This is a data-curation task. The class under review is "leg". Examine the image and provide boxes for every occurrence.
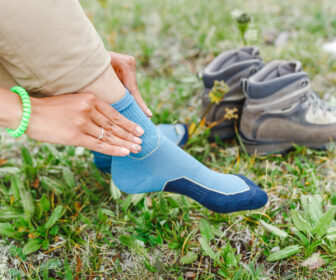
[108,89,268,213]
[85,66,189,171]
[80,65,126,104]
[78,67,267,213]
[0,0,267,214]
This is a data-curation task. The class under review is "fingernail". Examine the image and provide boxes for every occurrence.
[136,126,144,136]
[131,144,141,153]
[133,137,142,144]
[147,109,153,117]
[120,148,130,155]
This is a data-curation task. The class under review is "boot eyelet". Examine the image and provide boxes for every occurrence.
[250,68,257,75]
[301,80,309,86]
[299,94,308,101]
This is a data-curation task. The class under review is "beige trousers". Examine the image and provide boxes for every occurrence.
[0,0,109,97]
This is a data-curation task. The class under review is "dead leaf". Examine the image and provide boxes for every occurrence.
[185,271,196,278]
[74,201,82,210]
[74,254,82,280]
[28,233,37,239]
[147,196,152,207]
[32,178,39,189]
[301,253,325,269]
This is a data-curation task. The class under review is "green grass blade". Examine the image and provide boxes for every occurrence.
[199,237,216,260]
[40,193,51,212]
[0,207,23,220]
[62,167,76,188]
[308,195,323,224]
[326,226,336,241]
[260,220,288,239]
[10,175,20,201]
[180,251,198,264]
[199,219,214,242]
[110,179,121,200]
[22,239,42,255]
[44,205,64,230]
[313,206,336,237]
[0,222,16,237]
[21,146,34,166]
[0,167,20,177]
[266,245,301,262]
[291,209,312,234]
[64,259,74,280]
[16,176,35,222]
[40,176,65,194]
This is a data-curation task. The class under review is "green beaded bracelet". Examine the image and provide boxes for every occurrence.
[6,86,31,138]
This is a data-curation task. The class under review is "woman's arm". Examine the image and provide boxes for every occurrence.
[0,67,144,156]
[0,87,22,130]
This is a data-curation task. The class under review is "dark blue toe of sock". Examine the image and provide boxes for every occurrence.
[164,176,268,213]
[234,174,268,209]
[178,124,189,147]
[92,151,111,173]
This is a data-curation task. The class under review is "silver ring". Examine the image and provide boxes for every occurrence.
[97,127,105,140]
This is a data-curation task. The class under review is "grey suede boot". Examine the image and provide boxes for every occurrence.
[202,46,264,140]
[239,60,336,155]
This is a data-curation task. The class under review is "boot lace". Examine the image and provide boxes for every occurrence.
[306,91,336,115]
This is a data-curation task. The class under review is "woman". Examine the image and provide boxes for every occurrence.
[0,0,267,213]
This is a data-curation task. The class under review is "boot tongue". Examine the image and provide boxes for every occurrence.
[237,46,261,61]
[277,61,302,76]
[225,47,261,64]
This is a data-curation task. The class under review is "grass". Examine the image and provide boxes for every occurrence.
[0,0,336,279]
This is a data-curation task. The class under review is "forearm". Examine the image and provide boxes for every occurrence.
[0,88,23,129]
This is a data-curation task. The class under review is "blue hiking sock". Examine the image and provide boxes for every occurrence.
[111,90,268,213]
[157,123,189,147]
[92,123,188,173]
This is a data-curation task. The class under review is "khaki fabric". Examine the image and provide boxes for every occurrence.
[0,63,16,90]
[0,0,110,96]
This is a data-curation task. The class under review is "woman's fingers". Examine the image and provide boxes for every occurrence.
[91,110,142,144]
[127,84,152,117]
[109,52,152,117]
[95,98,144,137]
[81,135,131,157]
[84,122,141,154]
[121,66,152,117]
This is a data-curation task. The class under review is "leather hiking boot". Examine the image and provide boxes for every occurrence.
[239,60,336,155]
[202,46,264,140]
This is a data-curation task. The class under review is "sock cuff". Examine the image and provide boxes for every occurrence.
[111,88,158,159]
[111,89,134,112]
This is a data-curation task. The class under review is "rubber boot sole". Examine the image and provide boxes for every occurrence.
[209,123,237,141]
[240,133,327,155]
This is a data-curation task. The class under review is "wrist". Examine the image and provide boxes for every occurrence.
[25,96,43,134]
[8,95,22,130]
[5,87,33,138]
[0,88,22,129]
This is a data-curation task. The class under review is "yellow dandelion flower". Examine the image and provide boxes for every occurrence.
[208,80,230,104]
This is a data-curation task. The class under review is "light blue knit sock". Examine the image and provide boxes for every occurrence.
[157,123,188,146]
[92,123,188,172]
[111,90,268,213]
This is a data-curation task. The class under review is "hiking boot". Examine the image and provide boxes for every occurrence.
[202,46,264,140]
[239,60,336,155]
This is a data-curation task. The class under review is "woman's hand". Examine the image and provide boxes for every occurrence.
[109,51,153,117]
[26,93,144,156]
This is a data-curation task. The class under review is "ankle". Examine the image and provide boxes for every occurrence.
[80,65,126,103]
